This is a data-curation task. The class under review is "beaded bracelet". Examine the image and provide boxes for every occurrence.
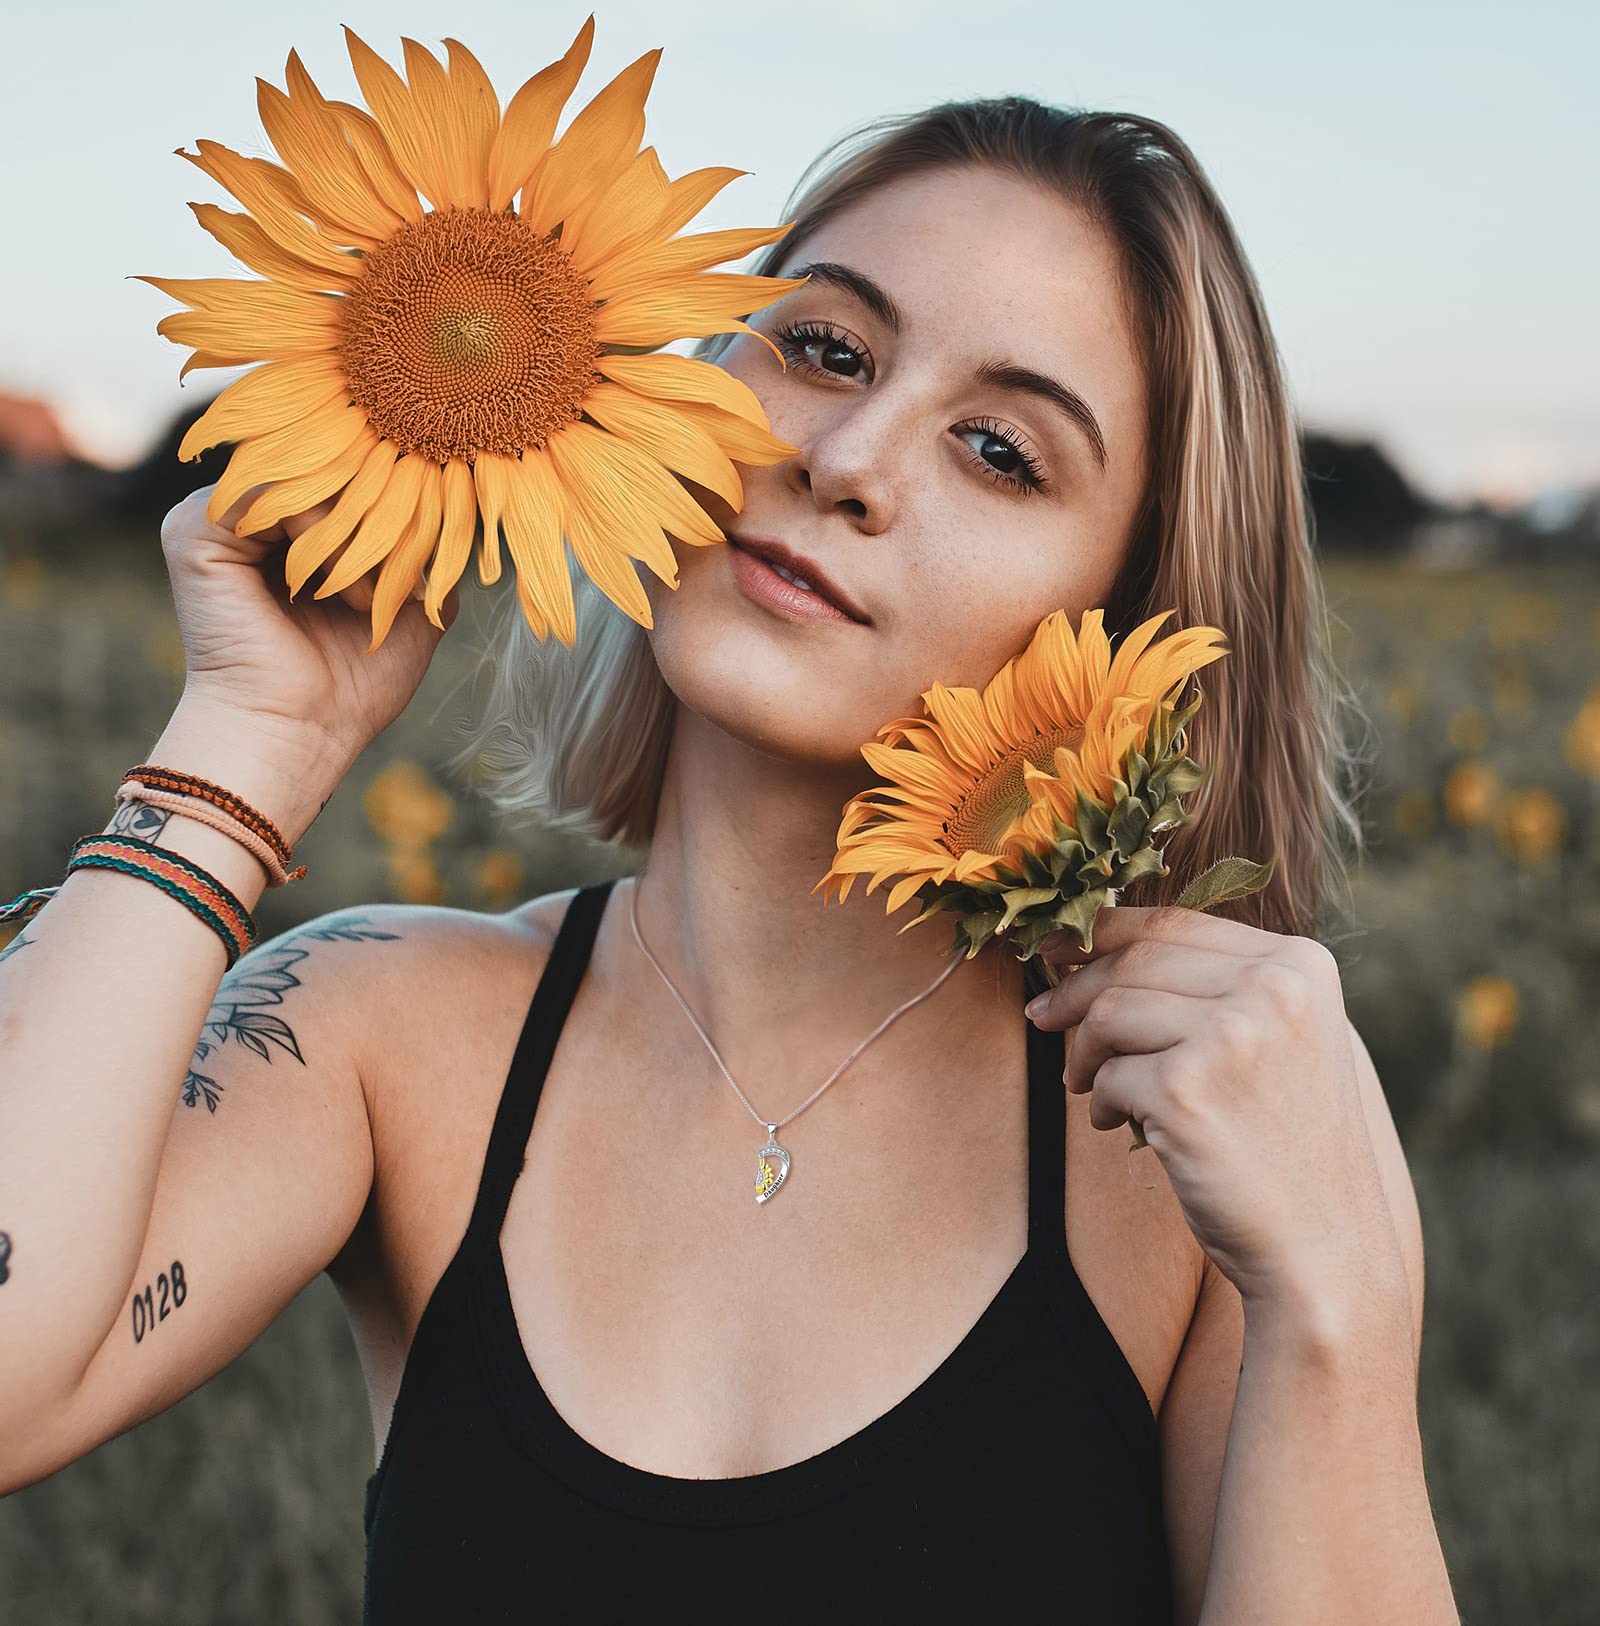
[118,763,298,870]
[114,781,308,886]
[1,764,301,965]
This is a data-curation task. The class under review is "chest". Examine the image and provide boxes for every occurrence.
[343,983,1200,1480]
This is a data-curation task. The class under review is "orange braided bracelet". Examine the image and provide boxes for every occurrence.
[118,763,302,871]
[114,781,308,886]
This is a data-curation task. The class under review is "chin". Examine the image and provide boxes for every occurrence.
[643,554,888,772]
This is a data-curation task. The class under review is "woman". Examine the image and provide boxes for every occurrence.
[0,95,1458,1622]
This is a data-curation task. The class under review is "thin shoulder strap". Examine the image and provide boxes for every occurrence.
[464,877,618,1252]
[1026,1014,1068,1254]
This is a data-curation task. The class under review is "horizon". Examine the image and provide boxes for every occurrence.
[5,0,1591,508]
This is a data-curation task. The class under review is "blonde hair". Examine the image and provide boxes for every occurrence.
[444,95,1372,965]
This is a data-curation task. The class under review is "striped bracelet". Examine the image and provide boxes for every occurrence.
[63,833,259,967]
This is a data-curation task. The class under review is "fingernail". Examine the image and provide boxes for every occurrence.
[1024,992,1050,1020]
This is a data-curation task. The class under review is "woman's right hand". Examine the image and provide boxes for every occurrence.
[160,479,462,764]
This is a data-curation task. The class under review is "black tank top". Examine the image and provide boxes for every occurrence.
[361,877,1173,1621]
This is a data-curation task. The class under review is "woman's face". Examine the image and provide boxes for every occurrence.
[643,163,1150,773]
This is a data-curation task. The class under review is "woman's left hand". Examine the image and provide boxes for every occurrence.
[1025,903,1405,1320]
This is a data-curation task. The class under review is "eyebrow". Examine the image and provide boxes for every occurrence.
[784,259,1109,472]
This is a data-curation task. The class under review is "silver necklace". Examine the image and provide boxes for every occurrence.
[625,873,967,1205]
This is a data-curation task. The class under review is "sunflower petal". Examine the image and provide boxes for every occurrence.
[342,27,448,207]
[562,146,673,281]
[544,423,698,582]
[593,271,811,348]
[204,403,371,525]
[401,37,475,210]
[369,459,444,652]
[424,458,477,629]
[315,453,429,597]
[442,38,500,205]
[579,380,743,510]
[656,397,802,472]
[265,54,404,243]
[175,140,357,275]
[142,276,342,364]
[486,13,594,211]
[594,351,768,424]
[520,48,660,237]
[186,202,360,292]
[550,439,655,628]
[177,352,238,382]
[179,356,348,461]
[283,437,399,595]
[325,100,424,223]
[589,221,797,305]
[235,422,381,536]
[472,452,513,587]
[501,449,577,645]
[649,165,751,243]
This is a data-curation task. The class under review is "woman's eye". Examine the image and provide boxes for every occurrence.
[772,322,1048,498]
[955,421,1049,498]
[773,321,870,381]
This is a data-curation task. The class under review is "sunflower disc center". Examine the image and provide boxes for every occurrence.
[337,206,600,464]
[944,724,1086,857]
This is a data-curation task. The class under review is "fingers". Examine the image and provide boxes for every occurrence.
[210,482,281,540]
[1079,1051,1157,1133]
[1062,987,1202,1097]
[1029,941,1257,1030]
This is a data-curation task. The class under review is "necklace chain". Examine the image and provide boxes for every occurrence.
[625,872,967,1147]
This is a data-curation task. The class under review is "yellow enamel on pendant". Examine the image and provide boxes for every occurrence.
[754,1125,790,1205]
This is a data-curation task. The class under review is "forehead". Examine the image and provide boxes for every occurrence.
[782,164,1144,423]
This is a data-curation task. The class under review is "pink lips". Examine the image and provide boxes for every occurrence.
[729,543,864,626]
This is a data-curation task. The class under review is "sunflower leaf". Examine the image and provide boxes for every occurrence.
[1110,844,1168,889]
[1146,796,1189,834]
[1052,888,1107,951]
[1124,747,1151,799]
[1075,789,1111,852]
[1078,849,1116,883]
[1174,854,1278,912]
[958,909,1007,958]
[998,886,1059,933]
[1107,795,1150,857]
[1163,757,1209,798]
[1049,836,1087,883]
[1005,913,1062,960]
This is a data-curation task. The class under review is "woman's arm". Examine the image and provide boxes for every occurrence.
[0,701,364,1476]
[1164,1021,1458,1626]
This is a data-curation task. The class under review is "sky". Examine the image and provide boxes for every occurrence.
[4,0,1593,506]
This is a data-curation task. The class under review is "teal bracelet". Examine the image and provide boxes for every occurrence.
[0,836,259,969]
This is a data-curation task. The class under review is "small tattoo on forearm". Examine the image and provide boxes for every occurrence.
[183,914,401,1112]
[130,1260,188,1341]
[106,800,174,841]
[0,1231,12,1285]
[0,931,32,966]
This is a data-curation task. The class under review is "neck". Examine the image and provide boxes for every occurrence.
[625,707,1026,1108]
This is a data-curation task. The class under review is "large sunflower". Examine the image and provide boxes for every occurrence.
[136,17,807,652]
[813,607,1234,955]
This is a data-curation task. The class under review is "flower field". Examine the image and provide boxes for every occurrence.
[1,538,1595,1619]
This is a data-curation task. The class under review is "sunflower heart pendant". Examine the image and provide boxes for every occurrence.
[754,1126,790,1205]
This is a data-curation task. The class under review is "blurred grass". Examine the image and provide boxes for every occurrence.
[1,537,1596,1621]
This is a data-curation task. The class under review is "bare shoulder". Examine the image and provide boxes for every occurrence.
[325,887,586,1318]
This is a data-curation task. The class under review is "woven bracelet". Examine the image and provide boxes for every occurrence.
[64,833,259,967]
